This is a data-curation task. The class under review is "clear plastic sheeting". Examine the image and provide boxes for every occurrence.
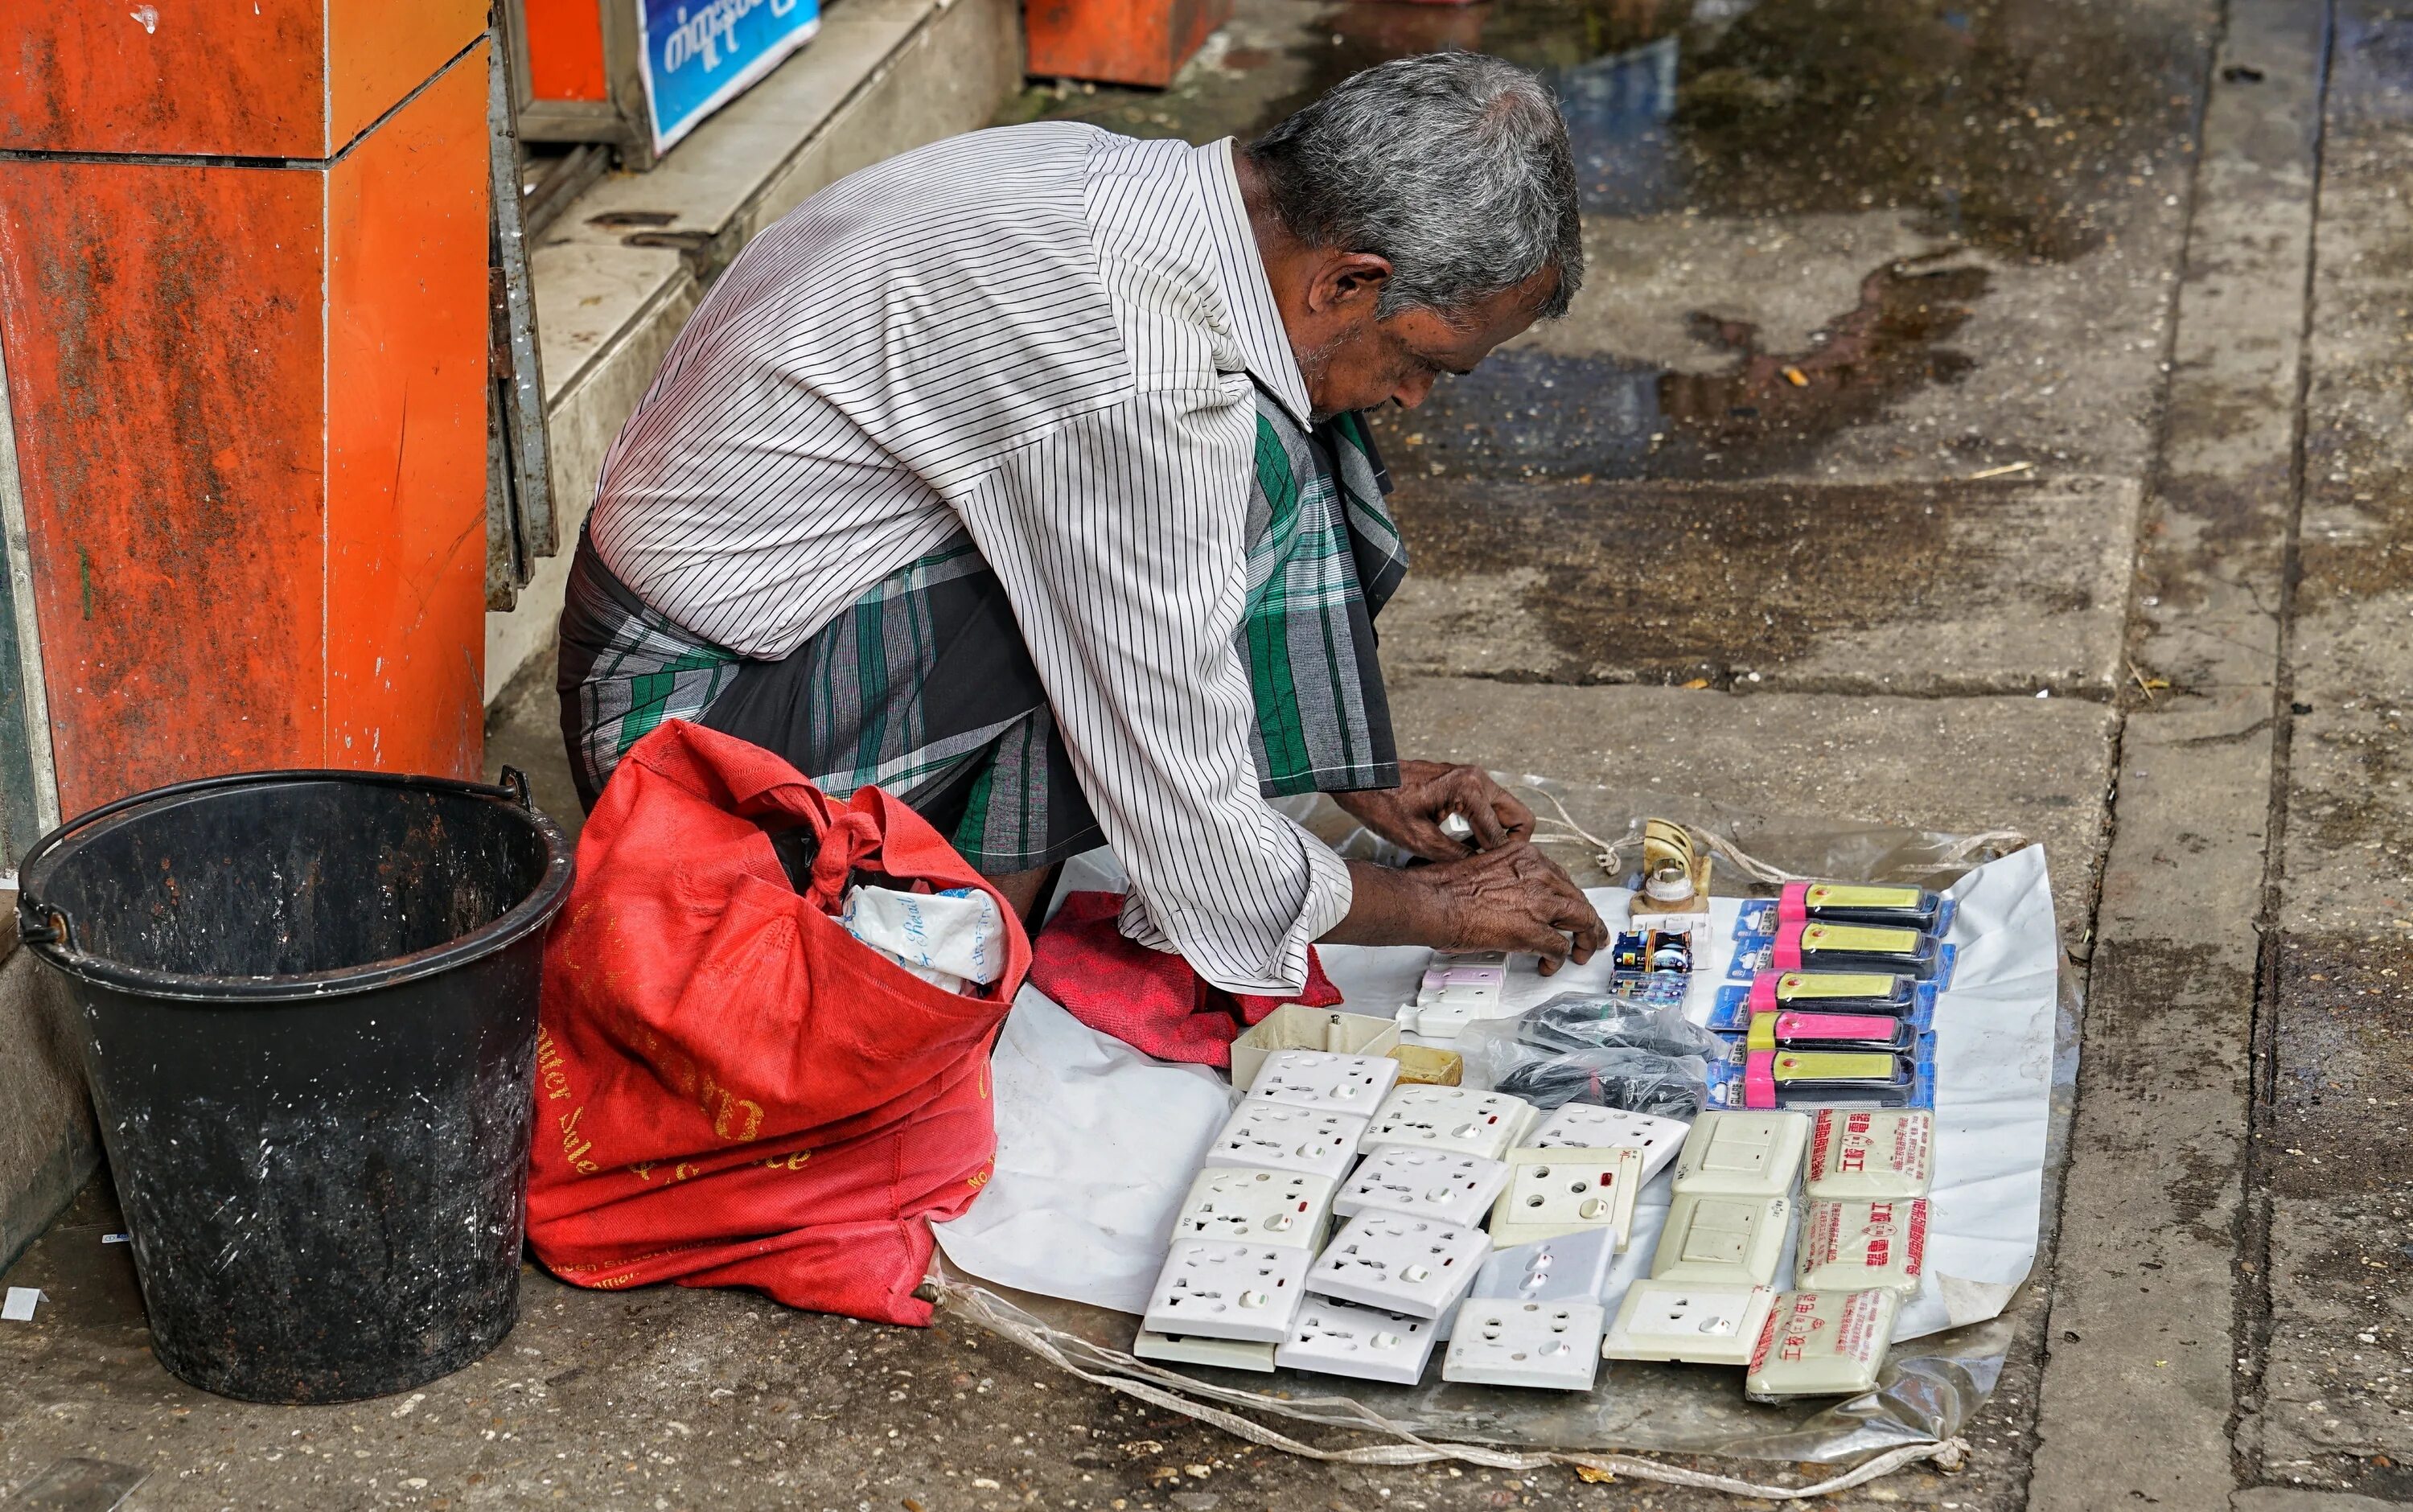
[931,790,2066,1468]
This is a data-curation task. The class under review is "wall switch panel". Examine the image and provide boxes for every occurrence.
[1487,1147,1644,1251]
[1442,1300,1607,1391]
[1649,1193,1790,1286]
[1805,1109,1934,1199]
[1362,1086,1535,1161]
[1527,1104,1692,1180]
[1671,1111,1811,1198]
[1334,1147,1509,1229]
[1275,1296,1439,1386]
[1204,1102,1368,1183]
[1601,1280,1777,1366]
[1744,1288,1901,1399]
[1248,1048,1401,1116]
[1172,1166,1336,1251]
[1794,1198,1928,1293]
[1471,1226,1618,1303]
[1305,1212,1488,1320]
[1134,1329,1276,1374]
[1141,1239,1313,1343]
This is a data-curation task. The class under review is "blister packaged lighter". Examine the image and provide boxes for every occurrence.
[1743,1288,1901,1399]
[1727,922,1955,985]
[1706,1036,1938,1111]
[1735,882,1954,935]
[1713,969,1938,1024]
[1709,1009,1923,1054]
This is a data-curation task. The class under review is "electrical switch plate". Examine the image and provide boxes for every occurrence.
[1470,1225,1617,1302]
[1442,1300,1607,1391]
[1744,1288,1901,1399]
[1334,1147,1508,1229]
[1794,1198,1928,1293]
[1805,1109,1934,1199]
[1601,1279,1778,1366]
[1248,1048,1401,1116]
[1141,1239,1313,1343]
[1649,1193,1790,1286]
[1204,1102,1368,1183]
[1305,1213,1488,1319]
[1275,1296,1440,1385]
[1487,1147,1644,1251]
[1173,1166,1336,1250]
[1671,1111,1811,1198]
[1527,1104,1692,1180]
[1362,1085,1534,1161]
[1134,1329,1276,1374]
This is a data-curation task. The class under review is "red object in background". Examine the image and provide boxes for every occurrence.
[526,721,1030,1327]
[1025,0,1232,87]
[1030,890,1343,1066]
[522,0,611,101]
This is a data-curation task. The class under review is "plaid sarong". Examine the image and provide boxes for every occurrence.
[558,388,1406,872]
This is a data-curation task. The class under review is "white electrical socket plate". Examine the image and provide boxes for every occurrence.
[1601,1279,1778,1366]
[1744,1288,1901,1399]
[1141,1239,1313,1343]
[1794,1198,1928,1293]
[1333,1147,1509,1228]
[1203,1102,1369,1183]
[1443,1300,1607,1391]
[1528,1105,1692,1181]
[1305,1212,1489,1320]
[1362,1086,1534,1161]
[1650,1193,1791,1286]
[1670,1111,1812,1198]
[1487,1147,1643,1251]
[1172,1165,1335,1251]
[1134,1329,1276,1374]
[1805,1109,1935,1200]
[1248,1048,1401,1116]
[1274,1296,1439,1386]
[1470,1225,1618,1302]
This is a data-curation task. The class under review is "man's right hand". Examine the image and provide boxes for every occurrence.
[1323,840,1609,974]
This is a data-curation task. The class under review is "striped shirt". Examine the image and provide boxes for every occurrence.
[586,122,1355,994]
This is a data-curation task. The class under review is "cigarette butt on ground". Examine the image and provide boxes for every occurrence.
[1782,365,1809,387]
[1969,460,2037,479]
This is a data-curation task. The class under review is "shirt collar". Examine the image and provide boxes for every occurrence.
[1194,138,1314,427]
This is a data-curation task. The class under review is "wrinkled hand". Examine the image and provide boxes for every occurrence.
[1332,760,1535,862]
[1414,840,1608,973]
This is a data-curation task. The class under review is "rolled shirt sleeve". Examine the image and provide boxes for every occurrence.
[956,378,1354,994]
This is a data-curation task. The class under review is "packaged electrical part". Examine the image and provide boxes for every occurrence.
[1487,1146,1643,1251]
[1743,1288,1900,1399]
[1305,1212,1489,1319]
[1334,1147,1509,1228]
[1172,1166,1337,1250]
[1650,1193,1790,1286]
[1610,928,1696,975]
[1361,1085,1534,1161]
[1671,1111,1810,1198]
[1203,1102,1368,1182]
[1795,1198,1928,1293]
[1247,1049,1401,1115]
[1471,1226,1618,1302]
[1134,1329,1277,1373]
[1805,1109,1934,1199]
[1727,922,1953,984]
[1527,1104,1692,1180]
[1275,1296,1441,1385]
[1443,1300,1607,1391]
[1708,976,1935,1033]
[1601,1279,1778,1366]
[1733,882,1953,935]
[1141,1239,1313,1342]
[1386,1045,1464,1086]
[1629,817,1710,920]
[1515,993,1723,1059]
[1453,1018,1709,1118]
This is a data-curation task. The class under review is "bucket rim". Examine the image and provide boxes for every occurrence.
[16,766,575,1003]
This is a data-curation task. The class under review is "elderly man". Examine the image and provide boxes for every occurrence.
[560,51,1607,993]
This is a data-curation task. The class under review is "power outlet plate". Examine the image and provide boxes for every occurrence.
[1305,1212,1489,1320]
[1204,1102,1368,1183]
[1528,1105,1692,1180]
[1333,1147,1508,1229]
[1671,1111,1811,1198]
[1172,1166,1335,1251]
[1649,1192,1790,1286]
[1134,1329,1276,1374]
[1141,1239,1313,1343]
[1601,1279,1777,1366]
[1275,1296,1439,1385]
[1248,1049,1400,1116]
[1443,1300,1607,1391]
[1487,1147,1644,1251]
[1471,1226,1618,1303]
[1362,1086,1534,1161]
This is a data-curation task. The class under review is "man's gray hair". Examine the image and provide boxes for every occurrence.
[1247,52,1583,322]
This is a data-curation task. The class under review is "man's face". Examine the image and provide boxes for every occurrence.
[1294,261,1560,421]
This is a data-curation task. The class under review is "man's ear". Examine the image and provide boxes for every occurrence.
[1307,251,1392,316]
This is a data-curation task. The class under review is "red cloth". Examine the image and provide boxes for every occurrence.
[1027,890,1342,1066]
[525,720,1029,1327]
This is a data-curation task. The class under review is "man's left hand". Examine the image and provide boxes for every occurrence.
[1332,760,1535,863]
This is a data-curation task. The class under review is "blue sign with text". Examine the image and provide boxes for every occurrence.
[638,0,821,153]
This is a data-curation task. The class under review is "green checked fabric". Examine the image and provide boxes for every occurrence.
[557,387,1405,871]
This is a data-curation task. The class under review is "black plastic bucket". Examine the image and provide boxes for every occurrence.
[17,767,573,1404]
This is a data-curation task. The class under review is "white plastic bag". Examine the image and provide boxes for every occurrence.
[841,884,1006,996]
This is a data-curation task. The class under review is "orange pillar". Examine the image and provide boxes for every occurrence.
[0,1,491,818]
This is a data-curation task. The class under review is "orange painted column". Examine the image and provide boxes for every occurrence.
[0,2,491,816]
